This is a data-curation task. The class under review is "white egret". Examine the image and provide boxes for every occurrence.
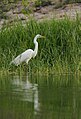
[10,34,45,66]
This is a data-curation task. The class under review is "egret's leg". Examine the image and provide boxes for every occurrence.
[26,58,32,73]
[26,59,29,64]
[26,59,30,64]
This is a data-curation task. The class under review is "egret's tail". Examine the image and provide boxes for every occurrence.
[10,60,18,66]
[10,60,14,65]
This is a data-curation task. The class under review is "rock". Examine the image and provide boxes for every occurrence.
[6,10,13,18]
[0,19,5,29]
[1,4,11,12]
[34,6,42,12]
[34,12,45,20]
[40,8,48,14]
[13,6,23,14]
[18,14,27,20]
[36,6,52,14]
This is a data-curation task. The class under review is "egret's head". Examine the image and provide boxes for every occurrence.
[36,34,45,39]
[34,34,45,43]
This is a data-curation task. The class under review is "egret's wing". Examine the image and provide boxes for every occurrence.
[10,49,34,66]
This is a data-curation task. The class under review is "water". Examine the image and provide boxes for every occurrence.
[0,74,81,119]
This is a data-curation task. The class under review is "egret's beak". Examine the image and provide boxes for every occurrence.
[41,36,45,38]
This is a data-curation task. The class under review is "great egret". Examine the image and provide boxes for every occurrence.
[10,34,45,66]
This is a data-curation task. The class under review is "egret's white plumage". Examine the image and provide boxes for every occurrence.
[10,34,44,66]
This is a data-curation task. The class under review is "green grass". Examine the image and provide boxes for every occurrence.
[0,17,81,74]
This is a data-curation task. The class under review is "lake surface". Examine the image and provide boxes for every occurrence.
[0,74,81,119]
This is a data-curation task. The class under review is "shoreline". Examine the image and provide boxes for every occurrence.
[0,2,81,28]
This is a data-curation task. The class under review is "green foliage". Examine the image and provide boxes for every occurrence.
[35,0,51,7]
[0,18,81,73]
[66,0,81,3]
[35,0,42,7]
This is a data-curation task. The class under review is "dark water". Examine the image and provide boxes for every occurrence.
[0,74,81,119]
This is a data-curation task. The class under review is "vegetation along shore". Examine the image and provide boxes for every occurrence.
[0,17,81,75]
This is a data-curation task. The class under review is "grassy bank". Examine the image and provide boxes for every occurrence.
[0,17,81,74]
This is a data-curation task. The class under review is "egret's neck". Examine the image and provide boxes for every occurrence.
[33,37,38,58]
